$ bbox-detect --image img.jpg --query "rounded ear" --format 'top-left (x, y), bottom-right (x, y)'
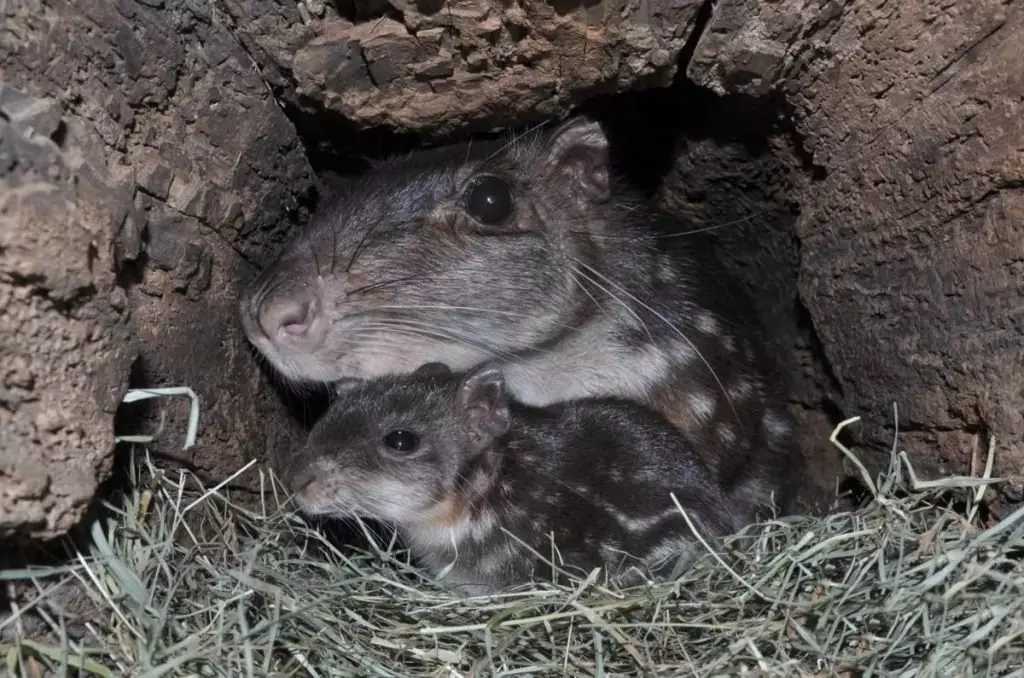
top-left (456, 363), bottom-right (511, 446)
top-left (414, 361), bottom-right (454, 381)
top-left (544, 116), bottom-right (610, 202)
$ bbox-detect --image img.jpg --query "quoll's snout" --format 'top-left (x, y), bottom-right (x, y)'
top-left (258, 287), bottom-right (317, 340)
top-left (246, 280), bottom-right (326, 348)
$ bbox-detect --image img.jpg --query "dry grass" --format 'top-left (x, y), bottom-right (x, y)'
top-left (1, 416), bottom-right (1022, 677)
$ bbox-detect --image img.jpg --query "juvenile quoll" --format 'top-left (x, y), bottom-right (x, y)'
top-left (241, 115), bottom-right (804, 526)
top-left (285, 362), bottom-right (738, 595)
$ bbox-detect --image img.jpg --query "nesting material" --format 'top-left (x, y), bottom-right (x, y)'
top-left (1, 430), bottom-right (1021, 677)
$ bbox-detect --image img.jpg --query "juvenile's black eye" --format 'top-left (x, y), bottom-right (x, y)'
top-left (383, 429), bottom-right (420, 453)
top-left (465, 175), bottom-right (514, 225)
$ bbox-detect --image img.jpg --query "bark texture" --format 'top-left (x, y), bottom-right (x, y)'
top-left (234, 0), bottom-right (700, 137)
top-left (0, 84), bottom-right (137, 540)
top-left (690, 0), bottom-right (1024, 495)
top-left (1, 0), bottom-right (319, 540)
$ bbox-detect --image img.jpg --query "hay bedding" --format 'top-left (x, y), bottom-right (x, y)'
top-left (2, 416), bottom-right (1023, 677)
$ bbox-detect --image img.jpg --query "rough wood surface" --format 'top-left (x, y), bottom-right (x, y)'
top-left (691, 0), bottom-right (1024, 494)
top-left (231, 0), bottom-right (700, 136)
top-left (1, 0), bottom-right (319, 540)
top-left (0, 83), bottom-right (137, 540)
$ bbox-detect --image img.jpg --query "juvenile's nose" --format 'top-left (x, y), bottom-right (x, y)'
top-left (284, 456), bottom-right (319, 494)
top-left (286, 462), bottom-right (314, 492)
top-left (257, 286), bottom-right (319, 341)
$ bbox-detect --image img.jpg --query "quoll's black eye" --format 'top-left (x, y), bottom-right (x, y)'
top-left (465, 175), bottom-right (514, 225)
top-left (383, 429), bottom-right (420, 453)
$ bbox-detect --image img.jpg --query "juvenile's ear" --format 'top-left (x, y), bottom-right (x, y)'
top-left (544, 116), bottom-right (611, 202)
top-left (414, 361), bottom-right (454, 382)
top-left (456, 364), bottom-right (511, 447)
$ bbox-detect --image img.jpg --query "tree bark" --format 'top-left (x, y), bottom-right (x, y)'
top-left (1, 0), bottom-right (319, 539)
top-left (690, 0), bottom-right (1024, 497)
top-left (0, 83), bottom-right (137, 540)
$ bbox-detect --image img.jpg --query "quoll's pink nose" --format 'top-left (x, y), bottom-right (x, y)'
top-left (257, 287), bottom-right (320, 341)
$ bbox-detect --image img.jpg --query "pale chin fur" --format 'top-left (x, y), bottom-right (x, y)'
top-left (352, 477), bottom-right (437, 525)
top-left (262, 331), bottom-right (494, 386)
top-left (291, 491), bottom-right (337, 517)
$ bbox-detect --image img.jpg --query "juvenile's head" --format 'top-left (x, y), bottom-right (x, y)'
top-left (285, 362), bottom-right (512, 526)
top-left (238, 117), bottom-right (617, 386)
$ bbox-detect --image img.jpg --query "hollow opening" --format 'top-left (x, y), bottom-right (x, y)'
top-left (3, 16), bottom-right (847, 579)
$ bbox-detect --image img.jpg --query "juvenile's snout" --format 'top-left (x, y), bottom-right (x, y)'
top-left (282, 452), bottom-right (331, 513)
top-left (284, 455), bottom-right (319, 493)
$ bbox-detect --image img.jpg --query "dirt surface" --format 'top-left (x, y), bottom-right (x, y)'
top-left (691, 0), bottom-right (1024, 498)
top-left (0, 83), bottom-right (137, 540)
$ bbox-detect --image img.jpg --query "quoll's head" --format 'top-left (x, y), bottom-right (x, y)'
top-left (238, 117), bottom-right (615, 386)
top-left (285, 362), bottom-right (513, 525)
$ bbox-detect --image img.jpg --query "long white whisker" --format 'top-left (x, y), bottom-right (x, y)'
top-left (374, 304), bottom-right (540, 319)
top-left (355, 321), bottom-right (517, 362)
top-left (568, 269), bottom-right (606, 316)
top-left (578, 210), bottom-right (770, 240)
top-left (573, 259), bottom-right (740, 423)
top-left (571, 266), bottom-right (654, 344)
top-left (360, 316), bottom-right (520, 354)
top-left (483, 120), bottom-right (549, 163)
top-left (340, 322), bottom-right (519, 364)
top-left (371, 304), bottom-right (583, 334)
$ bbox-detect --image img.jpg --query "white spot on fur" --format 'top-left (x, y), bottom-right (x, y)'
top-left (687, 392), bottom-right (716, 422)
top-left (696, 313), bottom-right (719, 335)
top-left (762, 410), bottom-right (791, 440)
top-left (717, 423), bottom-right (737, 446)
top-left (571, 484), bottom-right (591, 497)
top-left (608, 507), bottom-right (679, 534)
top-left (470, 511), bottom-right (497, 542)
top-left (657, 259), bottom-right (676, 283)
top-left (728, 379), bottom-right (754, 400)
top-left (671, 340), bottom-right (697, 363)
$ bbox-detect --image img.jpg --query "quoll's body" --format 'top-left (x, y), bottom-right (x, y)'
top-left (240, 115), bottom-right (804, 525)
top-left (287, 363), bottom-right (737, 595)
